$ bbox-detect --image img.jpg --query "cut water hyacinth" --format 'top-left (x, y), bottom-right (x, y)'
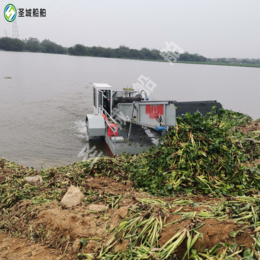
top-left (130, 108), bottom-right (260, 196)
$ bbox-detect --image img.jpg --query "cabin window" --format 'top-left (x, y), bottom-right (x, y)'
top-left (99, 91), bottom-right (103, 107)
top-left (105, 90), bottom-right (111, 99)
top-left (93, 87), bottom-right (96, 107)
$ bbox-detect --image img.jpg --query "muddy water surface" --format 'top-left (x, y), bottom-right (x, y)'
top-left (1, 51), bottom-right (260, 169)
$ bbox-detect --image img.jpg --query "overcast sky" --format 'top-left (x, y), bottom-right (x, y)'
top-left (1, 0), bottom-right (260, 58)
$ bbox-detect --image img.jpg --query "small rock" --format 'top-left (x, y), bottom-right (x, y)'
top-left (72, 238), bottom-right (81, 253)
top-left (61, 185), bottom-right (84, 208)
top-left (88, 204), bottom-right (106, 212)
top-left (116, 207), bottom-right (128, 219)
top-left (26, 175), bottom-right (43, 186)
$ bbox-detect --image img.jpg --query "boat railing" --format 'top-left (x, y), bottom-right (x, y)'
top-left (99, 106), bottom-right (117, 135)
top-left (98, 90), bottom-right (108, 115)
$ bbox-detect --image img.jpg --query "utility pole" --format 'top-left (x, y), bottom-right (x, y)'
top-left (12, 20), bottom-right (19, 39)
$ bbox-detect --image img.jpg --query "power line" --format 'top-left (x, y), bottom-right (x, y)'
top-left (12, 20), bottom-right (19, 39)
top-left (48, 0), bottom-right (101, 19)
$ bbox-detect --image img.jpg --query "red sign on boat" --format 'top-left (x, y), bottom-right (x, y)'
top-left (145, 105), bottom-right (164, 118)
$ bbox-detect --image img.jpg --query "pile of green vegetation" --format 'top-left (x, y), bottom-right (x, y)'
top-left (84, 108), bottom-right (260, 197)
top-left (128, 109), bottom-right (260, 196)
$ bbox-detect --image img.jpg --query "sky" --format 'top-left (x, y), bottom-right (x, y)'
top-left (1, 0), bottom-right (260, 58)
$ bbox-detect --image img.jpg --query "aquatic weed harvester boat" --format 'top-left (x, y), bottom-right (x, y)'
top-left (86, 83), bottom-right (222, 157)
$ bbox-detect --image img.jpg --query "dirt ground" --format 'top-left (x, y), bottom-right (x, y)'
top-left (0, 232), bottom-right (62, 260)
top-left (0, 160), bottom-right (257, 259)
top-left (0, 192), bottom-right (254, 259)
top-left (160, 218), bottom-right (253, 260)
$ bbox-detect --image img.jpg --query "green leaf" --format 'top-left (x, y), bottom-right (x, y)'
top-left (243, 248), bottom-right (251, 258)
top-left (81, 238), bottom-right (87, 247)
top-left (229, 231), bottom-right (238, 238)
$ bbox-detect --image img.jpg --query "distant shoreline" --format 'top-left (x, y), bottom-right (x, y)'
top-left (1, 49), bottom-right (260, 68)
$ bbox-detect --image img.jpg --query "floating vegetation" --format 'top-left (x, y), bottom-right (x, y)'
top-left (123, 87), bottom-right (135, 91)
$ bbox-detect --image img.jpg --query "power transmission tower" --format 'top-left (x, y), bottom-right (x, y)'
top-left (12, 20), bottom-right (19, 39)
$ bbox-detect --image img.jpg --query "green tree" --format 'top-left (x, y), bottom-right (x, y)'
top-left (24, 37), bottom-right (41, 52)
top-left (0, 37), bottom-right (25, 51)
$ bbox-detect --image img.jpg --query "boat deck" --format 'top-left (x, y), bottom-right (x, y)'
top-left (105, 123), bottom-right (161, 156)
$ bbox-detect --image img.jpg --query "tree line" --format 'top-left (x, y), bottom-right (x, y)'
top-left (0, 37), bottom-right (259, 65)
top-left (0, 37), bottom-right (67, 54)
top-left (208, 57), bottom-right (260, 65)
top-left (0, 37), bottom-right (207, 62)
top-left (68, 44), bottom-right (208, 62)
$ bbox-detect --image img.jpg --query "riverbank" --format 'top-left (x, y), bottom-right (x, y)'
top-left (176, 61), bottom-right (260, 68)
top-left (1, 109), bottom-right (260, 259)
top-left (0, 157), bottom-right (260, 260)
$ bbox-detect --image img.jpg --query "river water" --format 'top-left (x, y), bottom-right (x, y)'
top-left (0, 51), bottom-right (259, 169)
